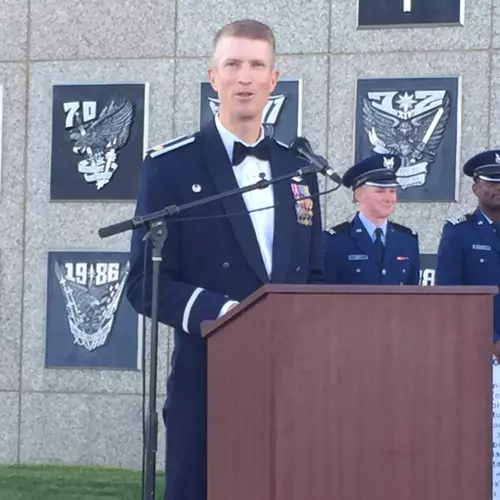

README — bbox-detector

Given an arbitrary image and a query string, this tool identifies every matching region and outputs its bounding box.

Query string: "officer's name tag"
[472,244,491,251]
[348,254,368,260]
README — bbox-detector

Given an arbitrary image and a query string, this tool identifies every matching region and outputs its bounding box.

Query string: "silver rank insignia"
[447,214,467,225]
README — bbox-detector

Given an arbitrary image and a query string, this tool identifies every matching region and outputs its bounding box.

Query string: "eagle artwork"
[55,260,130,352]
[361,90,451,189]
[68,99,135,190]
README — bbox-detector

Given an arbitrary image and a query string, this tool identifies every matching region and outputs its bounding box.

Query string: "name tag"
[348,254,368,261]
[472,244,491,251]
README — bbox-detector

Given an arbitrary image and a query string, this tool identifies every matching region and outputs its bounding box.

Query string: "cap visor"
[478,174,500,182]
[472,164,500,179]
[365,179,399,187]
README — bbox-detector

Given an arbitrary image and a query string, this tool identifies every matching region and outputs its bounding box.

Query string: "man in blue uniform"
[435,149,500,356]
[126,19,324,500]
[323,154,420,285]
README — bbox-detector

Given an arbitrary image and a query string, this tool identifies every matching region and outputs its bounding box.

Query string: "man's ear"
[472,180,479,197]
[269,68,279,93]
[353,186,362,203]
[207,67,218,93]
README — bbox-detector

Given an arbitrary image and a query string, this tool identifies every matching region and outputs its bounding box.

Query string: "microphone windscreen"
[288,137,311,157]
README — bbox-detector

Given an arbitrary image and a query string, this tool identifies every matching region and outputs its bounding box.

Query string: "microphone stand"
[98,163,332,500]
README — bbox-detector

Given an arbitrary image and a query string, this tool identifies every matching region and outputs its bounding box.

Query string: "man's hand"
[217,300,239,319]
[493,340,500,361]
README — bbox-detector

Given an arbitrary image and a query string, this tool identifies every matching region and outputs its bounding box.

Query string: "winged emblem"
[55,261,130,352]
[361,90,451,189]
[68,99,134,190]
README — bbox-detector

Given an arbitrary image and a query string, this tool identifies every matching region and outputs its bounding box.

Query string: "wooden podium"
[202,284,497,500]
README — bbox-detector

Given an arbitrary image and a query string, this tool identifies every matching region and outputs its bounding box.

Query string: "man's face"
[473,179,500,210]
[355,185,398,219]
[208,36,279,123]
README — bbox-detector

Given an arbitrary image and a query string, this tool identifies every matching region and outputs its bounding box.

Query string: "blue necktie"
[373,227,385,262]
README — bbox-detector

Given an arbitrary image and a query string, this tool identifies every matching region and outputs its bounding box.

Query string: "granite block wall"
[0,0,495,468]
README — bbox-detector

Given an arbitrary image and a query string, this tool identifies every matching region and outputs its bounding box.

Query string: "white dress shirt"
[215,115,275,275]
[215,115,275,316]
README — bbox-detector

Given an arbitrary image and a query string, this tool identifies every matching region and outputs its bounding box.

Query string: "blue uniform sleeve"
[495,297,500,343]
[323,232,341,284]
[410,234,421,285]
[435,222,463,285]
[126,154,230,337]
[307,173,326,284]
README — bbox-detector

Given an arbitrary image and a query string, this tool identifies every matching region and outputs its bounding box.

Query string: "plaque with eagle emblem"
[199,80,302,145]
[45,251,143,369]
[354,77,461,201]
[50,83,149,201]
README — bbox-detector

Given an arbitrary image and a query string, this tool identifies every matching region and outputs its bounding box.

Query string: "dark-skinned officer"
[436,149,500,358]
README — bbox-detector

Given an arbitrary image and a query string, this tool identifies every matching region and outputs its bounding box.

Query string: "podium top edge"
[254,284,499,295]
[201,284,498,338]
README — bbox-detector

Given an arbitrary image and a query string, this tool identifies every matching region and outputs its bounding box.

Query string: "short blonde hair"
[212,19,276,64]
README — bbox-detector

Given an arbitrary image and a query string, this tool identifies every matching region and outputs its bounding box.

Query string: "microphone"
[289,137,343,185]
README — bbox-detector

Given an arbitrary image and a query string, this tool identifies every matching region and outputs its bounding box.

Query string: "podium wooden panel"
[202,285,496,500]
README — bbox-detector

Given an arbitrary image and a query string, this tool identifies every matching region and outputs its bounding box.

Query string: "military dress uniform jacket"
[125,118,324,500]
[323,214,420,285]
[435,208,500,342]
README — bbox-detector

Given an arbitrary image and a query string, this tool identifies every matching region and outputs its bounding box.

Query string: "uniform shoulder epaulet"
[147,134,195,158]
[274,139,289,149]
[326,221,351,235]
[392,222,417,236]
[446,213,473,226]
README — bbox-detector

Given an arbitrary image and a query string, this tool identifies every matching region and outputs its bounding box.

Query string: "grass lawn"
[0,464,165,500]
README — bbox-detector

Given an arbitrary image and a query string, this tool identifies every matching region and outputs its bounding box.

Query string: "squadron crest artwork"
[45,251,142,370]
[355,77,461,201]
[50,83,148,201]
[54,259,129,352]
[361,89,451,189]
[65,98,134,190]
